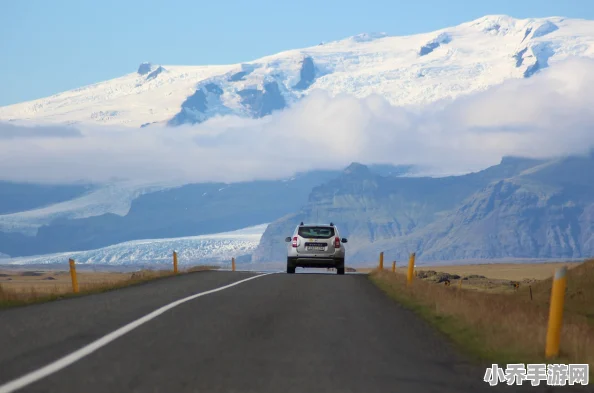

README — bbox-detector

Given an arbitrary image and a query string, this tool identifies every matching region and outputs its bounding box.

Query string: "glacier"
[0,179,183,235]
[4,223,268,266]
[1,15,594,127]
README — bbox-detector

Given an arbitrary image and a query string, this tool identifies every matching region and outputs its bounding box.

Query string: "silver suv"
[284,222,348,275]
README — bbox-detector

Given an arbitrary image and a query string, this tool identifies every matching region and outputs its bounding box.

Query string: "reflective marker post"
[173,251,179,274]
[379,252,384,270]
[545,266,567,359]
[68,258,79,293]
[407,253,415,285]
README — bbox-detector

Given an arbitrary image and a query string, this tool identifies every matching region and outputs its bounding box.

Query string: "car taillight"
[334,236,340,248]
[292,236,298,247]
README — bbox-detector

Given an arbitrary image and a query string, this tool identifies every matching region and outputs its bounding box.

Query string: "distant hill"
[0,165,409,257]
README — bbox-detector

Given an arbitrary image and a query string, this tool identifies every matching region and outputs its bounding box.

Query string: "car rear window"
[298,226,335,239]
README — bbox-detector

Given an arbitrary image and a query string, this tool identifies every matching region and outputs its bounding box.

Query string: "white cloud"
[1,57,594,184]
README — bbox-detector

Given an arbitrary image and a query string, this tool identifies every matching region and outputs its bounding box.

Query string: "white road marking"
[0,273,275,393]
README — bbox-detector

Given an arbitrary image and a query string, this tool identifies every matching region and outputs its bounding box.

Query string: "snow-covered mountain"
[5,223,268,266]
[2,15,594,127]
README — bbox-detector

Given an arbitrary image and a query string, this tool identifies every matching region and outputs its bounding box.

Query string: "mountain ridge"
[252,154,594,264]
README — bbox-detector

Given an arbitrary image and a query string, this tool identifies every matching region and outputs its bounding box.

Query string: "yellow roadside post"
[232,257,236,272]
[173,251,179,274]
[545,266,567,359]
[406,252,415,285]
[379,252,384,270]
[68,258,79,293]
[392,261,396,273]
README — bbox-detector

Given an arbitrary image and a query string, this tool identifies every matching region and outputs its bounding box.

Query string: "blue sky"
[1,0,593,106]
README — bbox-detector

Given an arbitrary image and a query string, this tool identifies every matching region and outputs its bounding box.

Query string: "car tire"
[287,258,296,274]
[337,267,345,275]
[335,258,344,268]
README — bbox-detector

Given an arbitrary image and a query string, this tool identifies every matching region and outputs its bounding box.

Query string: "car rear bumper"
[289,257,344,268]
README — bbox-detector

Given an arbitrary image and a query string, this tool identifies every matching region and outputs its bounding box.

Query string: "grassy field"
[369,260,594,381]
[358,261,582,280]
[0,265,217,309]
[0,270,132,293]
[416,262,582,281]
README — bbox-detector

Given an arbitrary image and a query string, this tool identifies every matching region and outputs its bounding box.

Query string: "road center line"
[0,272,275,393]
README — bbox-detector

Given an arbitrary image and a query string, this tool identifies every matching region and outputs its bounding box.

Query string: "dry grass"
[0,271,132,294]
[0,265,218,309]
[359,261,582,280]
[370,260,594,376]
[524,261,594,324]
[417,262,583,281]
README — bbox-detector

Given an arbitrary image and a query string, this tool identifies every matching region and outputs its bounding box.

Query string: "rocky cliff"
[252,155,594,264]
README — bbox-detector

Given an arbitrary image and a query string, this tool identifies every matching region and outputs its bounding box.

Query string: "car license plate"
[306,246,325,251]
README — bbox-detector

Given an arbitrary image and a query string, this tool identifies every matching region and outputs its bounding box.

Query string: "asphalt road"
[0,271,590,393]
